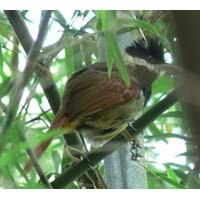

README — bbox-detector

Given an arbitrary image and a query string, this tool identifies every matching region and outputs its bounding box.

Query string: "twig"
[10,36,19,75]
[25,109,51,125]
[18,77,39,117]
[0,11,52,151]
[51,88,180,188]
[73,15,96,37]
[4,10,61,114]
[20,132,52,188]
[4,11,33,54]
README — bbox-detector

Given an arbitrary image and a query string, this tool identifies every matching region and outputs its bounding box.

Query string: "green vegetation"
[0,10,198,189]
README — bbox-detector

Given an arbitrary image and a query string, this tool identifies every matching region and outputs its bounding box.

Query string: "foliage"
[0,10,199,189]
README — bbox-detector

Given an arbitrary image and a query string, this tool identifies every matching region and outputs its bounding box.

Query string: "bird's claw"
[130,137,143,161]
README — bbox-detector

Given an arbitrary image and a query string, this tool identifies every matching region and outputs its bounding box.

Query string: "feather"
[64,69,141,121]
[126,38,164,64]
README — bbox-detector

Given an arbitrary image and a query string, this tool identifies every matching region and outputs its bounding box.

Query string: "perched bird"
[24,38,165,172]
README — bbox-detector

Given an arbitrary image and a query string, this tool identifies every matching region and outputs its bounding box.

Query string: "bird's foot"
[130,137,143,161]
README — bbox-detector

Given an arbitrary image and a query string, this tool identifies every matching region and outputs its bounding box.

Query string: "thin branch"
[4,11,33,54]
[4,10,60,114]
[10,36,19,75]
[51,88,180,188]
[25,109,51,125]
[0,11,52,151]
[18,77,39,117]
[20,132,52,188]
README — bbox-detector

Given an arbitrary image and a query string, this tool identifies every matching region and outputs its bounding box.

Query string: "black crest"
[126,38,165,64]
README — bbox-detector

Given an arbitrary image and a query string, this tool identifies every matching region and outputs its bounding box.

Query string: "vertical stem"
[97,14,147,188]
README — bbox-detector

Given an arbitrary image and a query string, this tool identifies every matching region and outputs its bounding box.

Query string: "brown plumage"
[24,38,164,172]
[24,63,156,172]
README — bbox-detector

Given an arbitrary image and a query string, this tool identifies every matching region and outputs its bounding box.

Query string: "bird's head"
[125,38,165,105]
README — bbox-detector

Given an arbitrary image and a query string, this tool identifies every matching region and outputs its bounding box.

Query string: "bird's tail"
[24,109,79,173]
[24,138,53,173]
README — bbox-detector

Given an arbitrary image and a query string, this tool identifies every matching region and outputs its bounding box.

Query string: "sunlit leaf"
[133,18,160,36]
[0,16,11,38]
[167,166,179,183]
[159,174,185,189]
[96,11,130,85]
[153,75,174,94]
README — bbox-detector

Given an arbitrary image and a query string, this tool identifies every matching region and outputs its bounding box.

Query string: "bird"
[24,38,165,172]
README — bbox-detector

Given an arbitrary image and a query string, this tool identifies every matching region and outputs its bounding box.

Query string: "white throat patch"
[124,53,156,72]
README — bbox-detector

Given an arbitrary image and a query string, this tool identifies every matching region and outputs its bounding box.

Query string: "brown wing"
[24,63,141,172]
[62,63,141,122]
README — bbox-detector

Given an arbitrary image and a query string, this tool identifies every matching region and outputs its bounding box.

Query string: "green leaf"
[159,174,185,188]
[107,33,130,85]
[0,17,10,38]
[65,47,75,77]
[83,10,90,19]
[69,40,86,72]
[14,161,29,182]
[148,123,163,135]
[133,18,160,36]
[167,166,179,183]
[71,10,82,20]
[147,123,168,143]
[53,11,67,28]
[96,16,102,31]
[104,32,114,76]
[153,75,174,94]
[146,164,179,189]
[19,182,45,189]
[96,11,130,85]
[164,162,191,171]
[52,150,61,174]
[0,46,3,69]
[0,167,16,188]
[177,150,198,157]
[99,10,117,30]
